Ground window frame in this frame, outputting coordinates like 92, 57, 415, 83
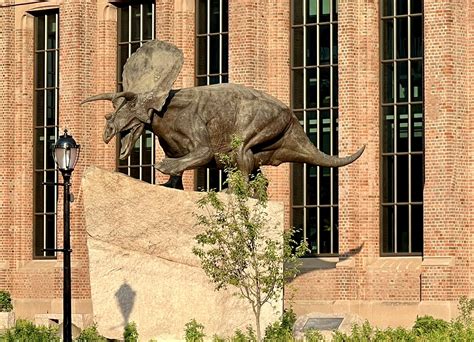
379, 0, 424, 256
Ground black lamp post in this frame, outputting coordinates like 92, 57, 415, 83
52, 129, 80, 342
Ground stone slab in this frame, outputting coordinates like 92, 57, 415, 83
82, 166, 283, 341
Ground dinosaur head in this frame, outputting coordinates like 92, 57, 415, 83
80, 40, 184, 160
81, 91, 150, 159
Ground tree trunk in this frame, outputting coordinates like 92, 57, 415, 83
255, 306, 262, 342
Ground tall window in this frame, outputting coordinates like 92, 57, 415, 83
291, 0, 339, 256
34, 11, 59, 258
381, 0, 423, 254
117, 1, 156, 183
195, 0, 228, 191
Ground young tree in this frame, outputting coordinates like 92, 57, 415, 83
193, 144, 308, 341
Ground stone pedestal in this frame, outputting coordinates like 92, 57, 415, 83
82, 167, 283, 341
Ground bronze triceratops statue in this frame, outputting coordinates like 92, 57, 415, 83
82, 40, 364, 189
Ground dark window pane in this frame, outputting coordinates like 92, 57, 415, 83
333, 209, 338, 252
222, 34, 228, 73
307, 110, 317, 145
332, 109, 338, 154
130, 167, 139, 180
319, 207, 331, 253
293, 27, 304, 67
319, 0, 330, 22
411, 0, 422, 14
306, 0, 317, 24
306, 166, 318, 205
306, 26, 317, 66
35, 129, 45, 169
382, 19, 394, 60
382, 206, 395, 253
142, 166, 152, 183
118, 166, 128, 174
45, 171, 56, 213
411, 60, 423, 101
292, 163, 304, 206
397, 105, 409, 152
332, 67, 338, 106
333, 167, 338, 202
293, 0, 303, 25
46, 89, 56, 126
411, 154, 423, 202
196, 36, 207, 75
131, 42, 140, 55
383, 106, 395, 153
397, 0, 408, 15
209, 76, 220, 84
196, 168, 207, 191
411, 104, 423, 152
46, 51, 56, 87
397, 205, 409, 252
143, 2, 154, 40
306, 207, 318, 253
46, 14, 57, 49
396, 155, 409, 203
307, 68, 318, 108
208, 168, 220, 191
411, 16, 423, 57
396, 17, 408, 58
197, 0, 207, 34
130, 138, 140, 165
292, 208, 304, 246
383, 0, 394, 16
197, 77, 208, 86
209, 0, 220, 33
319, 67, 330, 107
131, 5, 141, 41
332, 24, 338, 64
222, 0, 228, 32
209, 35, 220, 74
36, 90, 45, 127
142, 131, 152, 165
35, 171, 44, 213
45, 214, 56, 254
411, 204, 423, 252
397, 61, 408, 102
319, 25, 330, 65
36, 52, 45, 88
34, 215, 45, 257
382, 63, 394, 103
320, 167, 331, 204
46, 127, 56, 169
119, 7, 129, 42
36, 16, 45, 50
319, 110, 331, 154
221, 74, 228, 83
292, 69, 304, 109
383, 156, 394, 203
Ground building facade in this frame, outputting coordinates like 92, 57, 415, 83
0, 0, 473, 328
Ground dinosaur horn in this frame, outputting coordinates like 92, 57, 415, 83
115, 91, 137, 101
80, 93, 116, 105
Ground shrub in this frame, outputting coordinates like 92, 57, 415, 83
264, 309, 296, 341
0, 290, 13, 312
185, 319, 205, 342
75, 323, 106, 342
123, 321, 139, 342
457, 296, 474, 326
304, 329, 325, 342
0, 319, 59, 342
413, 315, 449, 336
231, 326, 257, 342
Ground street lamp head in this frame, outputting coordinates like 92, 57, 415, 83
53, 130, 80, 175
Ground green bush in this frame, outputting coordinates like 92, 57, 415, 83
0, 319, 59, 342
75, 323, 106, 342
304, 329, 325, 342
264, 309, 296, 341
185, 319, 205, 342
0, 291, 13, 312
413, 315, 449, 336
124, 321, 139, 342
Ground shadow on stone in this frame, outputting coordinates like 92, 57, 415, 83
115, 281, 136, 326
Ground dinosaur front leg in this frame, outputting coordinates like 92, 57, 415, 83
155, 146, 213, 177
